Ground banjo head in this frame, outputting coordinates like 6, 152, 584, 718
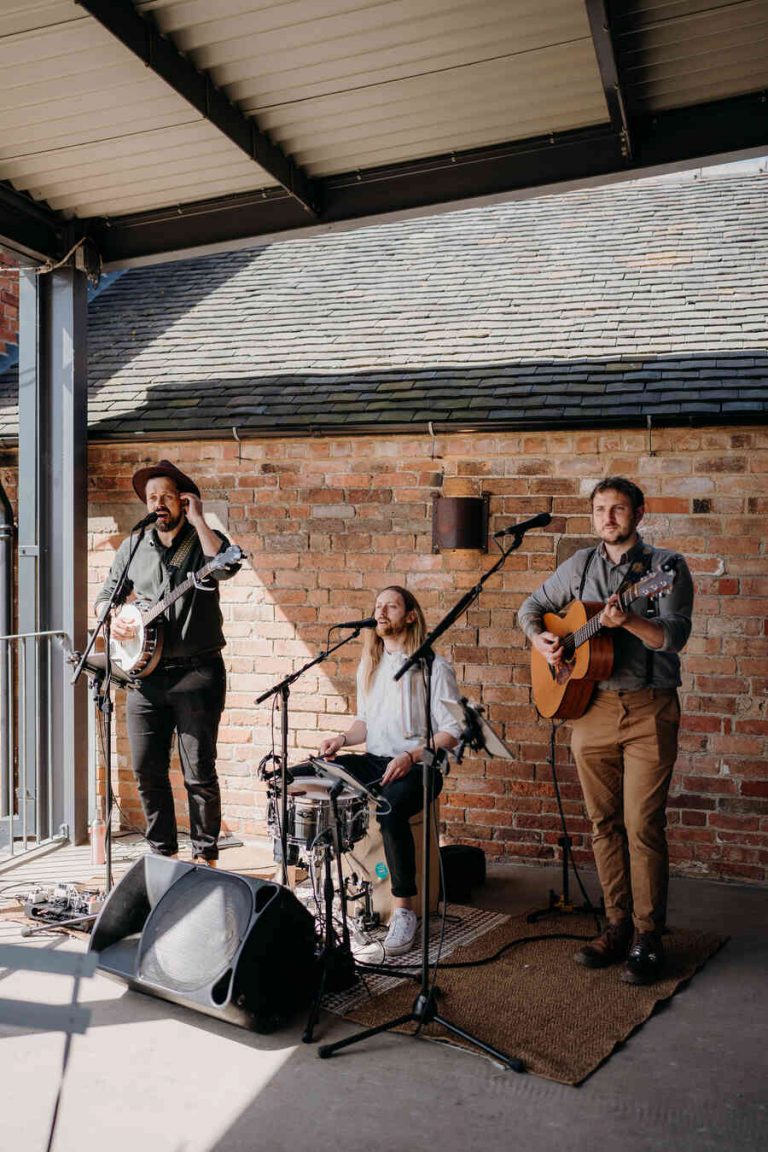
110, 601, 152, 673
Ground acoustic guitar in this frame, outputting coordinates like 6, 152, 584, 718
109, 545, 245, 678
530, 566, 676, 720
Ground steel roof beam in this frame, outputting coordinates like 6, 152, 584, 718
0, 182, 66, 261
75, 0, 319, 217
585, 0, 632, 160
88, 126, 627, 265
83, 86, 768, 267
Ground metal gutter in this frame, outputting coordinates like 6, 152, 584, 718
1, 411, 762, 451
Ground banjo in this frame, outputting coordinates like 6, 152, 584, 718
109, 544, 245, 678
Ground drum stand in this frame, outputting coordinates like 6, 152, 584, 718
303, 781, 357, 1043
255, 626, 370, 888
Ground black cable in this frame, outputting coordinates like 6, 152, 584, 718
354, 929, 594, 976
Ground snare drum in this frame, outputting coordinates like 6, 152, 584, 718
268, 778, 369, 857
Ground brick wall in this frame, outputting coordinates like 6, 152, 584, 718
0, 254, 19, 356
83, 425, 768, 885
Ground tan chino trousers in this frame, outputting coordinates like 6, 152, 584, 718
570, 687, 681, 934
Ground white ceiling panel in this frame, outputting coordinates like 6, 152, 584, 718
261, 44, 606, 151
140, 0, 600, 176
0, 0, 766, 264
615, 0, 768, 112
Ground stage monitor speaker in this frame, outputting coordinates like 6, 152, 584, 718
89, 856, 317, 1032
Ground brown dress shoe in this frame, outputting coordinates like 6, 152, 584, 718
574, 920, 633, 968
193, 856, 218, 868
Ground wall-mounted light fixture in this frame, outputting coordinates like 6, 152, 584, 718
432, 494, 489, 553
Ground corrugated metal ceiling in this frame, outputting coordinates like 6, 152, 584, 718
617, 0, 768, 112
0, 0, 767, 266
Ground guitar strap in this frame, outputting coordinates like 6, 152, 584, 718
628, 545, 658, 686
577, 549, 597, 600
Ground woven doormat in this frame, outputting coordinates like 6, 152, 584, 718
331, 911, 727, 1084
321, 904, 510, 1015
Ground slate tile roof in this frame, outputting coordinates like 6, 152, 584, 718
1, 168, 767, 438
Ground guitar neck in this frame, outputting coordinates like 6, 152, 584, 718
568, 579, 645, 654
142, 558, 219, 625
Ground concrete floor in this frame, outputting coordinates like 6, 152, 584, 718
0, 841, 766, 1152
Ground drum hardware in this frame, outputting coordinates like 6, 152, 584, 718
343, 873, 380, 933
308, 757, 382, 807
302, 780, 357, 1045
266, 778, 370, 867
254, 623, 373, 887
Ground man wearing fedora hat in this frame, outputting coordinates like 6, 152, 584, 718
96, 460, 241, 866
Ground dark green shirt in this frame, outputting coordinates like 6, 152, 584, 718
95, 521, 239, 659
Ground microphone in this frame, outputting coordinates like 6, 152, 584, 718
330, 617, 377, 630
132, 510, 161, 530
493, 511, 552, 539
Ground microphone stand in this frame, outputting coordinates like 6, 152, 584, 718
71, 522, 150, 894
319, 532, 533, 1070
254, 625, 370, 887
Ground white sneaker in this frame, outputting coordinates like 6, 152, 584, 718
383, 908, 419, 956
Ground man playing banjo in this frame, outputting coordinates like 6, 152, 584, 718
95, 460, 242, 866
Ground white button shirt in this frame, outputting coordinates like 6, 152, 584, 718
354, 649, 462, 758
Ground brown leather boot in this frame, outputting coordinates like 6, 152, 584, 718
574, 920, 633, 968
621, 931, 664, 985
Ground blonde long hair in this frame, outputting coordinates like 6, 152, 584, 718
360, 585, 427, 694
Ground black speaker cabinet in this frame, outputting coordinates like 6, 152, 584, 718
89, 856, 317, 1032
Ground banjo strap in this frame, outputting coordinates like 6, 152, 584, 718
149, 528, 199, 611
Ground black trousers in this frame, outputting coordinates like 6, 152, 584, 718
125, 656, 226, 860
293, 753, 443, 899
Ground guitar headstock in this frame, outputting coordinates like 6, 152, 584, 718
210, 545, 247, 570
633, 566, 676, 600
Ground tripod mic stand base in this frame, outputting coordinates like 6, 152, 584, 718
303, 943, 357, 1045
317, 985, 525, 1072
526, 890, 601, 924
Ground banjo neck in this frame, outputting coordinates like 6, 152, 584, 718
140, 553, 225, 626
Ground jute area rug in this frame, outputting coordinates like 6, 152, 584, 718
329, 909, 726, 1085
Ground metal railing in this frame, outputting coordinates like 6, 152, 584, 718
0, 629, 72, 861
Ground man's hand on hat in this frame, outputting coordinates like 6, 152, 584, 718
180, 491, 205, 527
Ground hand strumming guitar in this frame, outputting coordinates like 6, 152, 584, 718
532, 630, 564, 668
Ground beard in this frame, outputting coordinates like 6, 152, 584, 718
600, 518, 639, 546
376, 619, 407, 640
155, 510, 183, 533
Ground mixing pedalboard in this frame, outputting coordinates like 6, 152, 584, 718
23, 883, 105, 929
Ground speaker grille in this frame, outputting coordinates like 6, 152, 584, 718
138, 871, 253, 993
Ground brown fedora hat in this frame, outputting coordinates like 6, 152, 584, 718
132, 459, 201, 502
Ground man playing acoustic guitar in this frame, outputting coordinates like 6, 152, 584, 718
96, 460, 242, 866
518, 477, 693, 984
